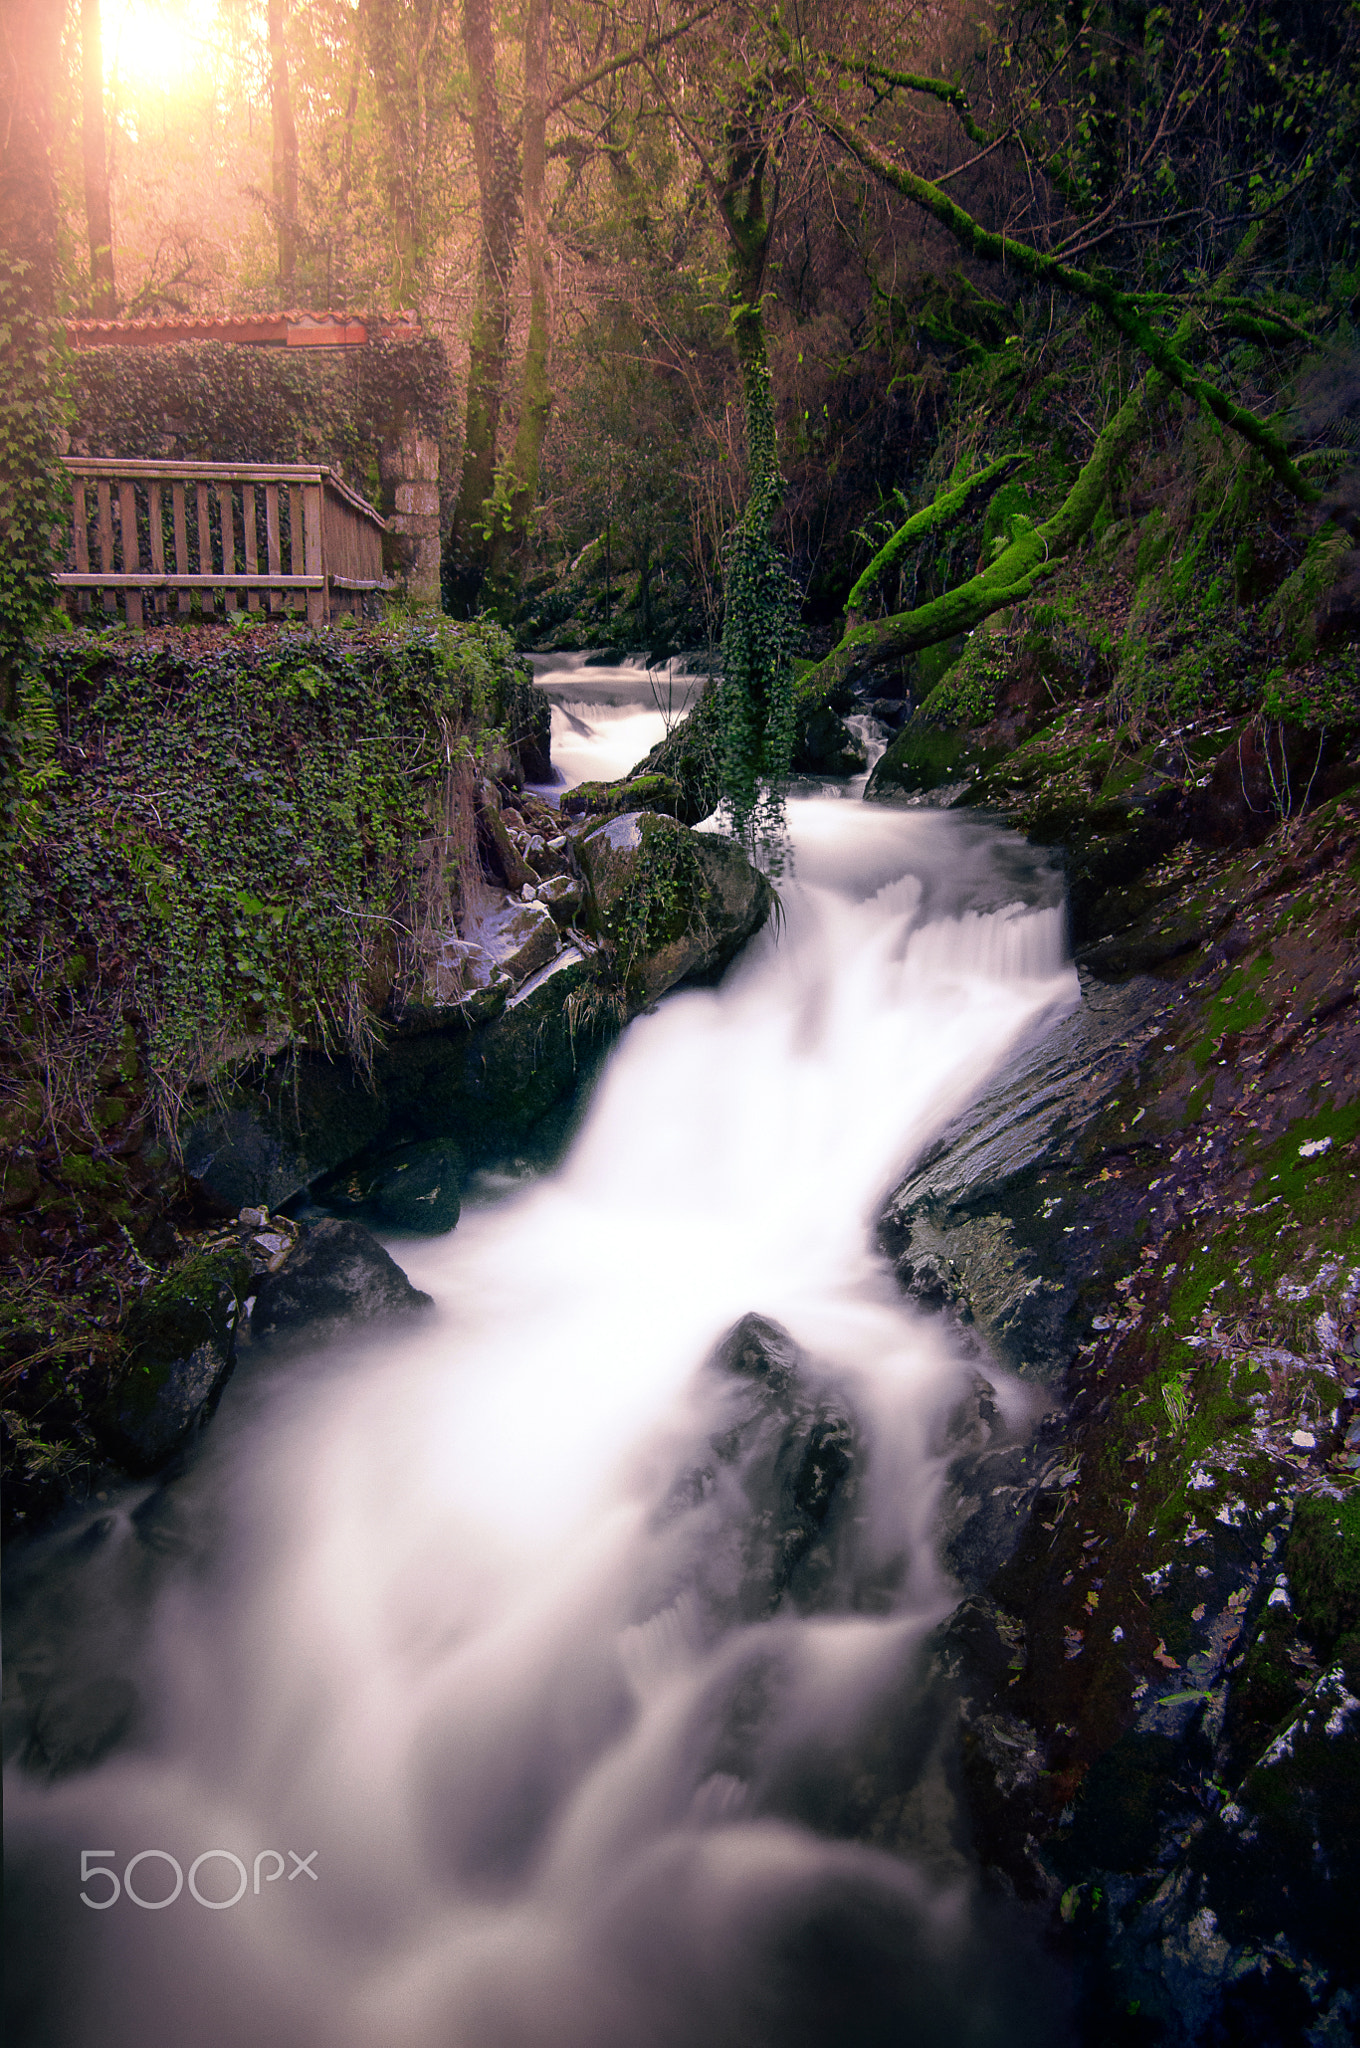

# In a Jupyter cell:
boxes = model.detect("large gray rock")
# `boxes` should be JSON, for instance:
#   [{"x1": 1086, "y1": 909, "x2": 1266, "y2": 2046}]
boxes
[
  {"x1": 424, "y1": 895, "x2": 561, "y2": 1008},
  {"x1": 248, "y1": 1218, "x2": 433, "y2": 1350},
  {"x1": 878, "y1": 969, "x2": 1171, "y2": 1382},
  {"x1": 661, "y1": 1312, "x2": 859, "y2": 1624}
]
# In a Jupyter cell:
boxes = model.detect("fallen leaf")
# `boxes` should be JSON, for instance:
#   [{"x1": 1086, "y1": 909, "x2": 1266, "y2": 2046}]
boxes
[{"x1": 1153, "y1": 1639, "x2": 1180, "y2": 1670}]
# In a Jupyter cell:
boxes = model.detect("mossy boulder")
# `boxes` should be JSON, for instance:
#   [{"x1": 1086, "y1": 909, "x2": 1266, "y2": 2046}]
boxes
[
  {"x1": 865, "y1": 720, "x2": 999, "y2": 799},
  {"x1": 560, "y1": 771, "x2": 688, "y2": 822},
  {"x1": 576, "y1": 811, "x2": 772, "y2": 1004},
  {"x1": 93, "y1": 1248, "x2": 251, "y2": 1475}
]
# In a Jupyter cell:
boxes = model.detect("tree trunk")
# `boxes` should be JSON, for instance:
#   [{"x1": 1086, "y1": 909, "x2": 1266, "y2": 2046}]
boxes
[
  {"x1": 486, "y1": 0, "x2": 553, "y2": 587},
  {"x1": 365, "y1": 0, "x2": 423, "y2": 298},
  {"x1": 0, "y1": 0, "x2": 67, "y2": 721},
  {"x1": 335, "y1": 0, "x2": 367, "y2": 309},
  {"x1": 446, "y1": 0, "x2": 521, "y2": 612},
  {"x1": 81, "y1": 0, "x2": 117, "y2": 315},
  {"x1": 267, "y1": 0, "x2": 299, "y2": 299}
]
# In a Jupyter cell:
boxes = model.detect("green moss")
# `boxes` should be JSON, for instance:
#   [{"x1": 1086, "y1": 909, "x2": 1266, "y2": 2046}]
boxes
[
  {"x1": 869, "y1": 721, "x2": 991, "y2": 794},
  {"x1": 1134, "y1": 508, "x2": 1176, "y2": 583},
  {"x1": 1288, "y1": 1493, "x2": 1360, "y2": 1654},
  {"x1": 1247, "y1": 1101, "x2": 1360, "y2": 1240},
  {"x1": 7, "y1": 617, "x2": 524, "y2": 1115},
  {"x1": 56, "y1": 1151, "x2": 129, "y2": 1199},
  {"x1": 606, "y1": 814, "x2": 712, "y2": 981},
  {"x1": 1190, "y1": 956, "x2": 1273, "y2": 1067},
  {"x1": 114, "y1": 1249, "x2": 245, "y2": 1391},
  {"x1": 1263, "y1": 647, "x2": 1360, "y2": 732},
  {"x1": 1264, "y1": 524, "x2": 1355, "y2": 664}
]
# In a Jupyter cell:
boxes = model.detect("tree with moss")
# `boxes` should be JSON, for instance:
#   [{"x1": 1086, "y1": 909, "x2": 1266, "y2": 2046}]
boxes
[
  {"x1": 642, "y1": 32, "x2": 802, "y2": 851},
  {"x1": 780, "y1": 0, "x2": 1359, "y2": 700}
]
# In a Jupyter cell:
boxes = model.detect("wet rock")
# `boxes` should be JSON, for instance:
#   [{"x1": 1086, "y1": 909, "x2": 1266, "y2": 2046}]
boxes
[
  {"x1": 660, "y1": 1313, "x2": 860, "y2": 1624},
  {"x1": 93, "y1": 1248, "x2": 250, "y2": 1476},
  {"x1": 28, "y1": 1675, "x2": 138, "y2": 1778},
  {"x1": 476, "y1": 780, "x2": 537, "y2": 890},
  {"x1": 711, "y1": 1311, "x2": 800, "y2": 1389},
  {"x1": 935, "y1": 1376, "x2": 1061, "y2": 1592},
  {"x1": 248, "y1": 1218, "x2": 433, "y2": 1350},
  {"x1": 878, "y1": 969, "x2": 1170, "y2": 1381},
  {"x1": 462, "y1": 895, "x2": 562, "y2": 988},
  {"x1": 536, "y1": 871, "x2": 584, "y2": 926},
  {"x1": 795, "y1": 705, "x2": 867, "y2": 776},
  {"x1": 315, "y1": 1138, "x2": 463, "y2": 1234},
  {"x1": 898, "y1": 1250, "x2": 965, "y2": 1309},
  {"x1": 504, "y1": 669, "x2": 553, "y2": 784}
]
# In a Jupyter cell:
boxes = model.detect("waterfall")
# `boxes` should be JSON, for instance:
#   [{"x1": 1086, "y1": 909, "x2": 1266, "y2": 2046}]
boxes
[{"x1": 4, "y1": 697, "x2": 1081, "y2": 2048}]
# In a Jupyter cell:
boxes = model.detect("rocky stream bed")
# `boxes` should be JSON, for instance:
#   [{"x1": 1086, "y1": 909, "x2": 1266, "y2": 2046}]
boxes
[{"x1": 5, "y1": 638, "x2": 1360, "y2": 2045}]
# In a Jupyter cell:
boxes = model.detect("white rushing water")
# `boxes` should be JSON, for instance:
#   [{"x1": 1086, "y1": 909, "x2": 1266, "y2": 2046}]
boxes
[
  {"x1": 526, "y1": 651, "x2": 706, "y2": 791},
  {"x1": 5, "y1": 694, "x2": 1081, "y2": 2048}
]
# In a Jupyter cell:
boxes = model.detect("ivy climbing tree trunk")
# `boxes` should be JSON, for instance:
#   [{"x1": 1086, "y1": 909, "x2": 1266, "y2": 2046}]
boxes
[
  {"x1": 486, "y1": 0, "x2": 553, "y2": 589},
  {"x1": 0, "y1": 0, "x2": 68, "y2": 726},
  {"x1": 647, "y1": 60, "x2": 799, "y2": 848},
  {"x1": 267, "y1": 0, "x2": 299, "y2": 298},
  {"x1": 719, "y1": 289, "x2": 797, "y2": 849},
  {"x1": 81, "y1": 0, "x2": 117, "y2": 316},
  {"x1": 446, "y1": 0, "x2": 520, "y2": 613}
]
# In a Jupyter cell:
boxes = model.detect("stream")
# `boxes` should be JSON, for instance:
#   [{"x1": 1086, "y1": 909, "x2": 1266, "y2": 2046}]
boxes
[{"x1": 6, "y1": 663, "x2": 1084, "y2": 2047}]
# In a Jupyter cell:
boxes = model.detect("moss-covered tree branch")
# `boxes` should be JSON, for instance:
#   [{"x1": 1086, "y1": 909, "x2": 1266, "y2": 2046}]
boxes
[
  {"x1": 799, "y1": 376, "x2": 1156, "y2": 701},
  {"x1": 839, "y1": 57, "x2": 990, "y2": 147},
  {"x1": 844, "y1": 453, "x2": 1030, "y2": 619},
  {"x1": 811, "y1": 99, "x2": 1320, "y2": 507}
]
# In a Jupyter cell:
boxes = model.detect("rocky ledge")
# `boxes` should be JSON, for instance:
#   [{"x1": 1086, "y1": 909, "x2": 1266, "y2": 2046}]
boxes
[
  {"x1": 875, "y1": 749, "x2": 1360, "y2": 2041},
  {"x1": 180, "y1": 782, "x2": 771, "y2": 1229}
]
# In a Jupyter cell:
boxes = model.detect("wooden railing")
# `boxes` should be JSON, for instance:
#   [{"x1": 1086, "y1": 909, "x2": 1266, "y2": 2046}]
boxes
[{"x1": 57, "y1": 459, "x2": 394, "y2": 627}]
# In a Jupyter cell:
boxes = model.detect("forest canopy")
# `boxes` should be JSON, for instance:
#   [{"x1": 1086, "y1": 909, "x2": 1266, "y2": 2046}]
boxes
[{"x1": 2, "y1": 0, "x2": 1358, "y2": 791}]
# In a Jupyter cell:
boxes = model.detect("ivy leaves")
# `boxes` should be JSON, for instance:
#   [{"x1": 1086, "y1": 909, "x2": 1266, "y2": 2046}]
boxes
[
  {"x1": 717, "y1": 349, "x2": 798, "y2": 863},
  {"x1": 11, "y1": 617, "x2": 524, "y2": 1126}
]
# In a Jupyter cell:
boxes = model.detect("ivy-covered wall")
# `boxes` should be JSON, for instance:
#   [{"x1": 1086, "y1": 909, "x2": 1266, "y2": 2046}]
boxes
[{"x1": 0, "y1": 616, "x2": 524, "y2": 1523}]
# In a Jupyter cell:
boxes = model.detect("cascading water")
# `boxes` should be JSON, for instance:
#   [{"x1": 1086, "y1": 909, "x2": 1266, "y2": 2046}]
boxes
[
  {"x1": 527, "y1": 651, "x2": 704, "y2": 788},
  {"x1": 5, "y1": 683, "x2": 1083, "y2": 2048}
]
